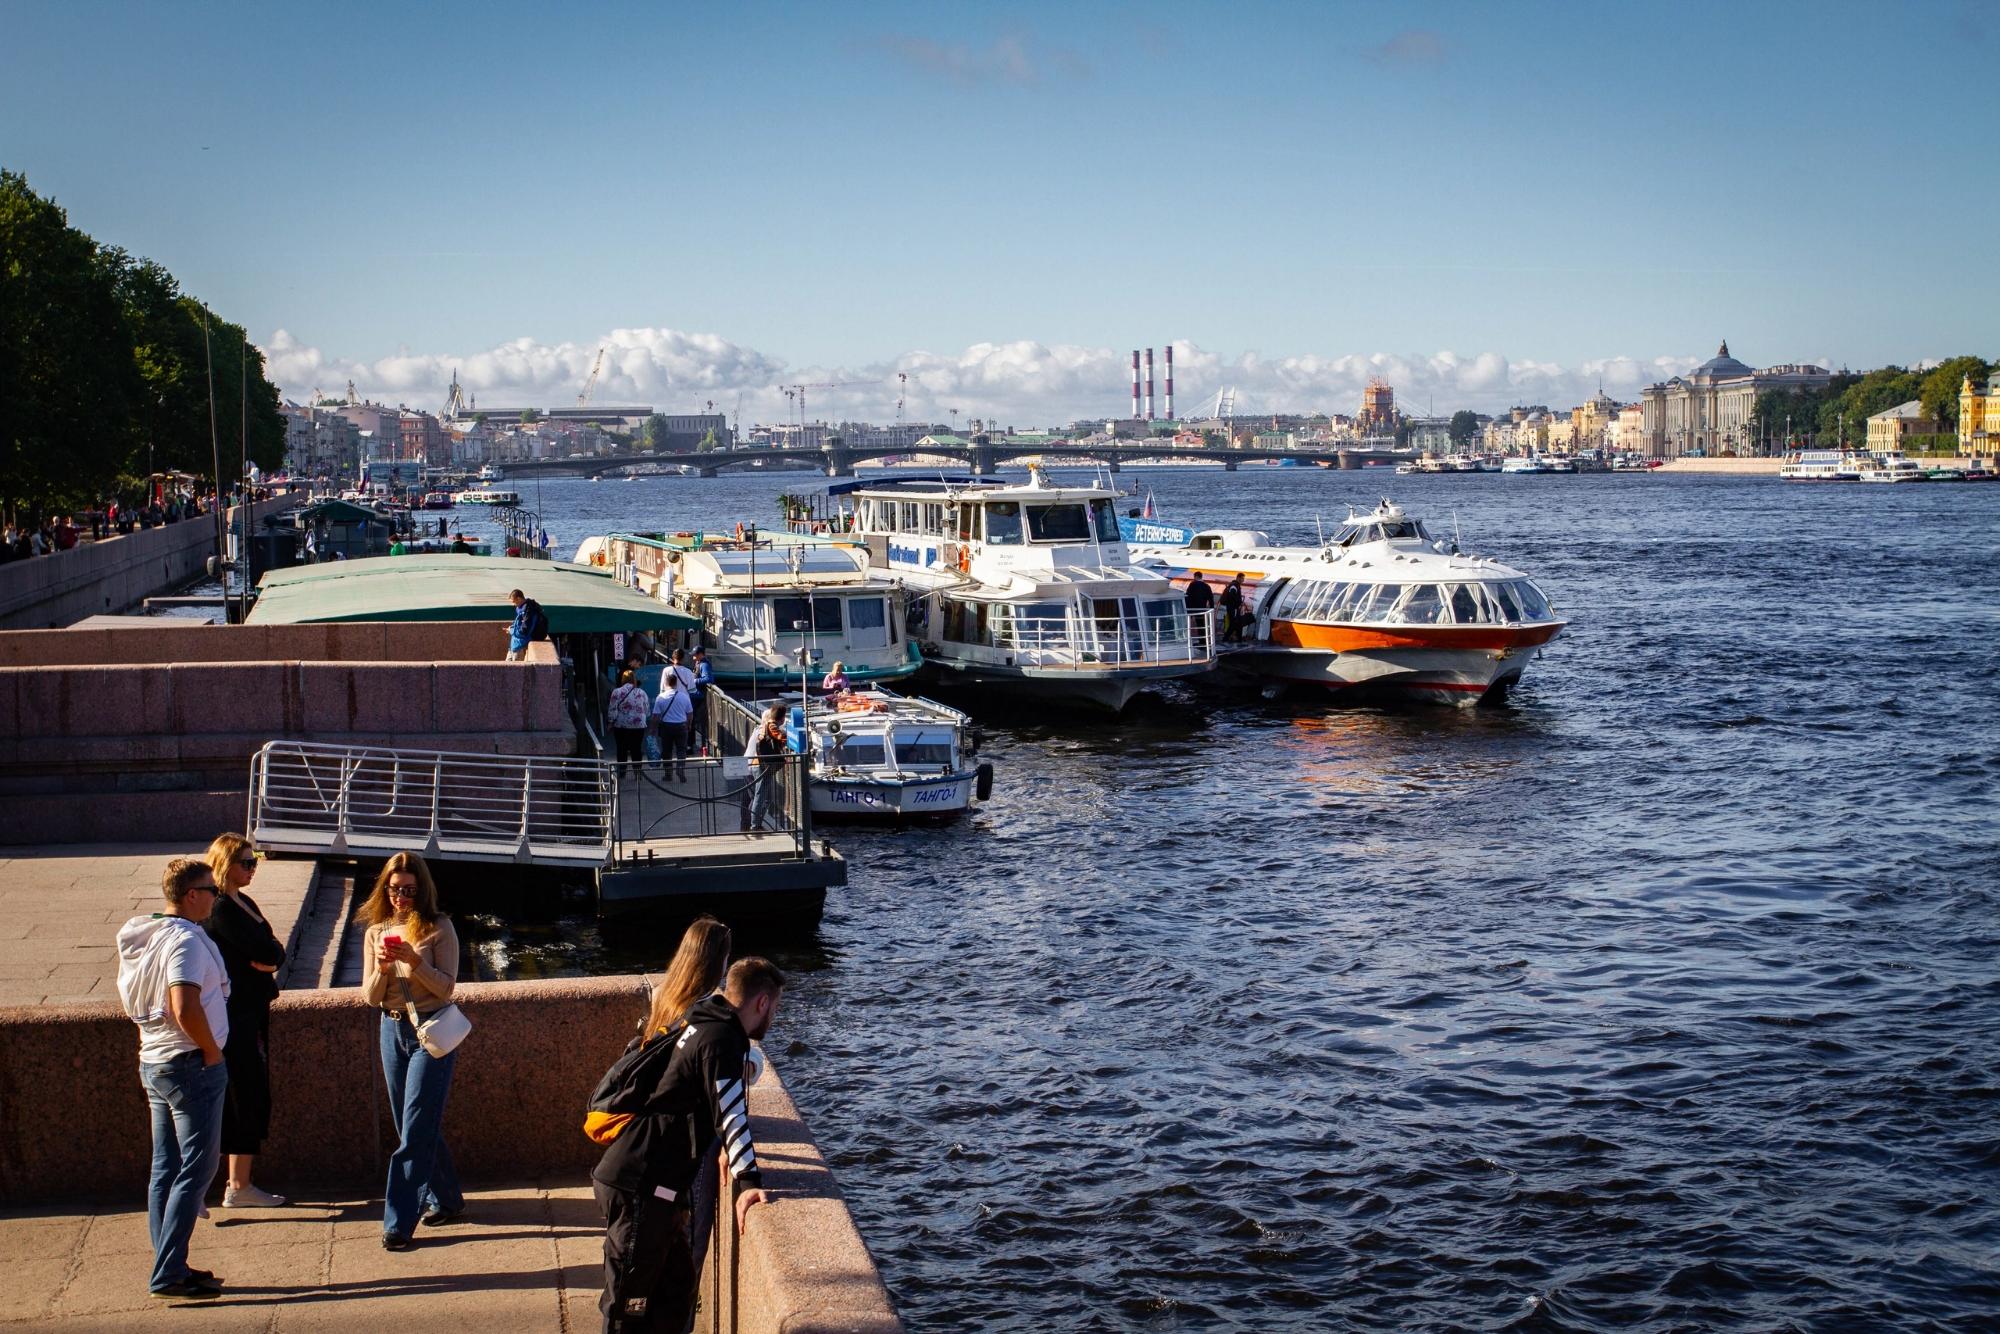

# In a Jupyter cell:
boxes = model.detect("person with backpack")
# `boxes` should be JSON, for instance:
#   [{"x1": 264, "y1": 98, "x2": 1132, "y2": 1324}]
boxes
[
  {"x1": 589, "y1": 956, "x2": 784, "y2": 1334},
  {"x1": 506, "y1": 588, "x2": 549, "y2": 662}
]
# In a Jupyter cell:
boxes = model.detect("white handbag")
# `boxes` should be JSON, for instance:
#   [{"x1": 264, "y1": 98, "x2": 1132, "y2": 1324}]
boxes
[{"x1": 398, "y1": 977, "x2": 472, "y2": 1058}]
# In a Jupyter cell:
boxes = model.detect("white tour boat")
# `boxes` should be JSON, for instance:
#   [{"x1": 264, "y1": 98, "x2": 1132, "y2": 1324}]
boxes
[
  {"x1": 1779, "y1": 449, "x2": 1865, "y2": 481},
  {"x1": 458, "y1": 488, "x2": 521, "y2": 505},
  {"x1": 797, "y1": 468, "x2": 1218, "y2": 711},
  {"x1": 1500, "y1": 454, "x2": 1553, "y2": 474},
  {"x1": 477, "y1": 465, "x2": 504, "y2": 483},
  {"x1": 717, "y1": 687, "x2": 993, "y2": 820},
  {"x1": 1137, "y1": 499, "x2": 1566, "y2": 707},
  {"x1": 1857, "y1": 451, "x2": 1926, "y2": 483},
  {"x1": 573, "y1": 531, "x2": 919, "y2": 691}
]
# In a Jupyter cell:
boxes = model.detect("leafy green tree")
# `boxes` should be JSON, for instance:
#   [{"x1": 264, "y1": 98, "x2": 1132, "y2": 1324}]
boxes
[
  {"x1": 1918, "y1": 355, "x2": 1990, "y2": 429},
  {"x1": 698, "y1": 427, "x2": 720, "y2": 452},
  {"x1": 1448, "y1": 410, "x2": 1480, "y2": 447},
  {"x1": 0, "y1": 170, "x2": 140, "y2": 517},
  {"x1": 520, "y1": 408, "x2": 541, "y2": 424}
]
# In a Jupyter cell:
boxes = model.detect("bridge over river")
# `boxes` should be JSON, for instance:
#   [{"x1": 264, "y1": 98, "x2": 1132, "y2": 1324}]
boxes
[{"x1": 494, "y1": 438, "x2": 1418, "y2": 480}]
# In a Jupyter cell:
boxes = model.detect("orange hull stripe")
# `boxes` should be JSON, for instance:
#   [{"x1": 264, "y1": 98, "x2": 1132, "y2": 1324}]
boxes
[{"x1": 1270, "y1": 621, "x2": 1562, "y2": 652}]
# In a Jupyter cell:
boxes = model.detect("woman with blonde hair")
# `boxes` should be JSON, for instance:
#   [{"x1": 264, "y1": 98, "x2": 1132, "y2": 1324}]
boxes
[
  {"x1": 202, "y1": 833, "x2": 287, "y2": 1209},
  {"x1": 645, "y1": 914, "x2": 732, "y2": 1037},
  {"x1": 820, "y1": 660, "x2": 851, "y2": 694},
  {"x1": 359, "y1": 852, "x2": 465, "y2": 1251}
]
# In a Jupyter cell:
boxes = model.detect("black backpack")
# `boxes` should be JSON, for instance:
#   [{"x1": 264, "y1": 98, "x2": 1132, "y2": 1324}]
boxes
[
  {"x1": 524, "y1": 597, "x2": 551, "y2": 641},
  {"x1": 583, "y1": 1025, "x2": 681, "y2": 1145}
]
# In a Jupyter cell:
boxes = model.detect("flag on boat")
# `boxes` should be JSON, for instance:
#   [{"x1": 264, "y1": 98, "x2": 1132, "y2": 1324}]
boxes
[{"x1": 1141, "y1": 493, "x2": 1157, "y2": 519}]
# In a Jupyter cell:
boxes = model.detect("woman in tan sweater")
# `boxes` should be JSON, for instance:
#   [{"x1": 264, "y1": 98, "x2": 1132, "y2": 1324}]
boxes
[{"x1": 360, "y1": 852, "x2": 465, "y2": 1251}]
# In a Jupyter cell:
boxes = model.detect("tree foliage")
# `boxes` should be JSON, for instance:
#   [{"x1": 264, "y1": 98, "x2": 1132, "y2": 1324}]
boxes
[
  {"x1": 1918, "y1": 355, "x2": 1990, "y2": 428},
  {"x1": 0, "y1": 170, "x2": 284, "y2": 517},
  {"x1": 1448, "y1": 410, "x2": 1480, "y2": 446}
]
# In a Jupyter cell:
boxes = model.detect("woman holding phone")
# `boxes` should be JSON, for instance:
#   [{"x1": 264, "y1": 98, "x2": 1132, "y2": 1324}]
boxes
[
  {"x1": 359, "y1": 852, "x2": 465, "y2": 1251},
  {"x1": 202, "y1": 833, "x2": 286, "y2": 1209}
]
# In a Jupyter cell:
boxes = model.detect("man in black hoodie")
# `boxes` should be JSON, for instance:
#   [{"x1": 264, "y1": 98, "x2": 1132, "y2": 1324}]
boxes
[{"x1": 591, "y1": 957, "x2": 784, "y2": 1333}]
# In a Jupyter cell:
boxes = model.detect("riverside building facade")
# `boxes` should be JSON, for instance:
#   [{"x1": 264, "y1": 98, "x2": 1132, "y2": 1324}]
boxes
[{"x1": 1639, "y1": 342, "x2": 1831, "y2": 458}]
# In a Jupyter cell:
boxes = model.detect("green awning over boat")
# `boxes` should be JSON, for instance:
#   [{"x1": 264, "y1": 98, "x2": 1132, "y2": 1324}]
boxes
[{"x1": 248, "y1": 555, "x2": 699, "y2": 632}]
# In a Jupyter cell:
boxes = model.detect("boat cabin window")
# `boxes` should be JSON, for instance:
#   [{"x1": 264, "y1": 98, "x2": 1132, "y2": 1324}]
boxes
[
  {"x1": 1449, "y1": 584, "x2": 1483, "y2": 624},
  {"x1": 1090, "y1": 498, "x2": 1120, "y2": 543},
  {"x1": 984, "y1": 502, "x2": 1023, "y2": 545},
  {"x1": 1026, "y1": 503, "x2": 1091, "y2": 543},
  {"x1": 771, "y1": 596, "x2": 843, "y2": 635},
  {"x1": 835, "y1": 739, "x2": 885, "y2": 767},
  {"x1": 847, "y1": 597, "x2": 887, "y2": 631},
  {"x1": 924, "y1": 503, "x2": 945, "y2": 534},
  {"x1": 1387, "y1": 584, "x2": 1447, "y2": 625},
  {"x1": 1512, "y1": 580, "x2": 1554, "y2": 621},
  {"x1": 956, "y1": 504, "x2": 974, "y2": 541},
  {"x1": 1333, "y1": 517, "x2": 1431, "y2": 547},
  {"x1": 893, "y1": 730, "x2": 955, "y2": 765},
  {"x1": 1142, "y1": 597, "x2": 1184, "y2": 642}
]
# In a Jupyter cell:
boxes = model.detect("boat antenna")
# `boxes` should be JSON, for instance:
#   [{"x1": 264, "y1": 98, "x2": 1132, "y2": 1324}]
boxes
[
  {"x1": 1452, "y1": 510, "x2": 1462, "y2": 555},
  {"x1": 1315, "y1": 514, "x2": 1325, "y2": 546}
]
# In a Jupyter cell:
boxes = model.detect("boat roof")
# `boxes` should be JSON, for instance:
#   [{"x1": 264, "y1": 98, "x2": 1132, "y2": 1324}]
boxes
[
  {"x1": 836, "y1": 472, "x2": 1118, "y2": 502},
  {"x1": 682, "y1": 544, "x2": 888, "y2": 590},
  {"x1": 248, "y1": 555, "x2": 699, "y2": 631}
]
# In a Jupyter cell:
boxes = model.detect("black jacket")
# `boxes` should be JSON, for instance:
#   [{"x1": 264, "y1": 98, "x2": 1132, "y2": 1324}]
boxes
[
  {"x1": 205, "y1": 891, "x2": 284, "y2": 1018},
  {"x1": 591, "y1": 994, "x2": 764, "y2": 1199}
]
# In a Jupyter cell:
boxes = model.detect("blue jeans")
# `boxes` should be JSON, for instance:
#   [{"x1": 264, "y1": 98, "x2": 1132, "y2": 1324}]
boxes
[
  {"x1": 141, "y1": 1051, "x2": 227, "y2": 1291},
  {"x1": 377, "y1": 1012, "x2": 463, "y2": 1239}
]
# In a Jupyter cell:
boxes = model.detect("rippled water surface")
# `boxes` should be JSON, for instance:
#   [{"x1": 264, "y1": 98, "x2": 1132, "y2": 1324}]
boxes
[{"x1": 466, "y1": 469, "x2": 2000, "y2": 1330}]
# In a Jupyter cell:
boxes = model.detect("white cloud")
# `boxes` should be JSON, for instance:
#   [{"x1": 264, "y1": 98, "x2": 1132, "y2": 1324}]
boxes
[{"x1": 259, "y1": 327, "x2": 1715, "y2": 426}]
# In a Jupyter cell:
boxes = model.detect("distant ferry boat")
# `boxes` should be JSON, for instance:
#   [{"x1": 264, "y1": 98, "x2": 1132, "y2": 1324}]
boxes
[
  {"x1": 1857, "y1": 451, "x2": 1926, "y2": 483},
  {"x1": 477, "y1": 465, "x2": 504, "y2": 483},
  {"x1": 458, "y1": 488, "x2": 521, "y2": 505},
  {"x1": 1779, "y1": 450, "x2": 1865, "y2": 481}
]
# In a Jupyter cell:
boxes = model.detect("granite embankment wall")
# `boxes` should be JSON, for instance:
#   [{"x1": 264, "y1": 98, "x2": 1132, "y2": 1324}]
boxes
[
  {"x1": 0, "y1": 496, "x2": 296, "y2": 630},
  {"x1": 0, "y1": 977, "x2": 900, "y2": 1331},
  {"x1": 1656, "y1": 458, "x2": 1784, "y2": 474},
  {"x1": 0, "y1": 626, "x2": 569, "y2": 843}
]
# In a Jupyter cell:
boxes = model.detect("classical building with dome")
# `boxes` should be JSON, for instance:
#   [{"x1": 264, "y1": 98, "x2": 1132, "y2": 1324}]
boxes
[{"x1": 1639, "y1": 342, "x2": 1831, "y2": 457}]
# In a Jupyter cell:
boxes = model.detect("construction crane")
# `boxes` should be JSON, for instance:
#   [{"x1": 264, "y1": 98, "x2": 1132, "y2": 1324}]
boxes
[
  {"x1": 896, "y1": 372, "x2": 907, "y2": 427},
  {"x1": 346, "y1": 379, "x2": 358, "y2": 405},
  {"x1": 576, "y1": 346, "x2": 606, "y2": 407},
  {"x1": 789, "y1": 380, "x2": 880, "y2": 428}
]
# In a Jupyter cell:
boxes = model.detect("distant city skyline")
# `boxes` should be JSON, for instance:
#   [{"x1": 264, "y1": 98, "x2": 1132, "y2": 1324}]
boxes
[{"x1": 5, "y1": 0, "x2": 1991, "y2": 421}]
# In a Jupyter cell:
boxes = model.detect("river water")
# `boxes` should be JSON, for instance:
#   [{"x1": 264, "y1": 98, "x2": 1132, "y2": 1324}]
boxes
[{"x1": 457, "y1": 467, "x2": 1998, "y2": 1330}]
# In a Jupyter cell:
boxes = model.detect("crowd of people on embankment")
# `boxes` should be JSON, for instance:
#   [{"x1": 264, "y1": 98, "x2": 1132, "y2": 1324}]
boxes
[
  {"x1": 1, "y1": 486, "x2": 279, "y2": 565},
  {"x1": 116, "y1": 841, "x2": 786, "y2": 1332}
]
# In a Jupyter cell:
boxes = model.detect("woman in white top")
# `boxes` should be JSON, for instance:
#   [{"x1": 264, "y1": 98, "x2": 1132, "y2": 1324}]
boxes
[{"x1": 607, "y1": 670, "x2": 651, "y2": 779}]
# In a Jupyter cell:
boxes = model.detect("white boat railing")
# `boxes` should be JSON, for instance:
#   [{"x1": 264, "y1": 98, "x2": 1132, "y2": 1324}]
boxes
[
  {"x1": 994, "y1": 608, "x2": 1215, "y2": 669},
  {"x1": 248, "y1": 740, "x2": 615, "y2": 865}
]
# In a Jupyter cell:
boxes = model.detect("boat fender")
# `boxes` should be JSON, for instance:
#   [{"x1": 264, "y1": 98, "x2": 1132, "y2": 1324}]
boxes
[
  {"x1": 592, "y1": 552, "x2": 605, "y2": 566},
  {"x1": 735, "y1": 522, "x2": 745, "y2": 540},
  {"x1": 974, "y1": 763, "x2": 994, "y2": 801}
]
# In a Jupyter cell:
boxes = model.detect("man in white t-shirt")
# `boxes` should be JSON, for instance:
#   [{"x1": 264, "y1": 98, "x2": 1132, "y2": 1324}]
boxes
[{"x1": 115, "y1": 857, "x2": 231, "y2": 1300}]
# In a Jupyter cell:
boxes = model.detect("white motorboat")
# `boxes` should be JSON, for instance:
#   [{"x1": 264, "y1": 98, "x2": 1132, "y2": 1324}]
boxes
[
  {"x1": 458, "y1": 488, "x2": 521, "y2": 505},
  {"x1": 1500, "y1": 454, "x2": 1552, "y2": 474},
  {"x1": 718, "y1": 687, "x2": 993, "y2": 820},
  {"x1": 573, "y1": 531, "x2": 919, "y2": 691},
  {"x1": 1135, "y1": 499, "x2": 1566, "y2": 707},
  {"x1": 1856, "y1": 451, "x2": 1926, "y2": 483},
  {"x1": 794, "y1": 467, "x2": 1217, "y2": 711}
]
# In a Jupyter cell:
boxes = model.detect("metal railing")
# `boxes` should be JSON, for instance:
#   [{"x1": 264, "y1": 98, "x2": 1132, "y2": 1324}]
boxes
[
  {"x1": 608, "y1": 752, "x2": 809, "y2": 861},
  {"x1": 992, "y1": 607, "x2": 1214, "y2": 669},
  {"x1": 249, "y1": 740, "x2": 615, "y2": 865}
]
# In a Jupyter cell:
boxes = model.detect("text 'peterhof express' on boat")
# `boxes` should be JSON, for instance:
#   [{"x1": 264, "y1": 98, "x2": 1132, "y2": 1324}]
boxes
[
  {"x1": 572, "y1": 531, "x2": 919, "y2": 691},
  {"x1": 798, "y1": 468, "x2": 1218, "y2": 711},
  {"x1": 1137, "y1": 500, "x2": 1566, "y2": 707}
]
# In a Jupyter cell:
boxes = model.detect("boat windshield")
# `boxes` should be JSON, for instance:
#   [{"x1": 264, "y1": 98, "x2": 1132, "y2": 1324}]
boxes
[
  {"x1": 984, "y1": 502, "x2": 1023, "y2": 545},
  {"x1": 1267, "y1": 577, "x2": 1557, "y2": 625},
  {"x1": 1089, "y1": 498, "x2": 1120, "y2": 543},
  {"x1": 1333, "y1": 517, "x2": 1430, "y2": 547},
  {"x1": 1026, "y1": 503, "x2": 1091, "y2": 543}
]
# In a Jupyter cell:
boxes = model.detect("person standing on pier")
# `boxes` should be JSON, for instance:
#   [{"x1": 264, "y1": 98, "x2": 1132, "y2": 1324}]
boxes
[
  {"x1": 506, "y1": 588, "x2": 548, "y2": 662},
  {"x1": 360, "y1": 853, "x2": 467, "y2": 1251},
  {"x1": 608, "y1": 670, "x2": 652, "y2": 779},
  {"x1": 592, "y1": 956, "x2": 784, "y2": 1334},
  {"x1": 651, "y1": 669, "x2": 695, "y2": 782},
  {"x1": 201, "y1": 835, "x2": 287, "y2": 1210},
  {"x1": 115, "y1": 857, "x2": 229, "y2": 1300},
  {"x1": 742, "y1": 705, "x2": 790, "y2": 832},
  {"x1": 688, "y1": 646, "x2": 714, "y2": 751}
]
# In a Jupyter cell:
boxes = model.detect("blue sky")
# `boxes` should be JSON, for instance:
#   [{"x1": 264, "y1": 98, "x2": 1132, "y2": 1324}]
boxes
[{"x1": 4, "y1": 0, "x2": 1993, "y2": 422}]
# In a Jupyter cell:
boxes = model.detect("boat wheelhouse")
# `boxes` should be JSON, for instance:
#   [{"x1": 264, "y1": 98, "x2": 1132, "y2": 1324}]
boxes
[
  {"x1": 1136, "y1": 500, "x2": 1565, "y2": 707},
  {"x1": 714, "y1": 686, "x2": 992, "y2": 820},
  {"x1": 804, "y1": 469, "x2": 1217, "y2": 711},
  {"x1": 572, "y1": 532, "x2": 918, "y2": 691}
]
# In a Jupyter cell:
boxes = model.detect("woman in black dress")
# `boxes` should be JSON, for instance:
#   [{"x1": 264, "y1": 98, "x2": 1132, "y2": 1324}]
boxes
[{"x1": 203, "y1": 833, "x2": 287, "y2": 1208}]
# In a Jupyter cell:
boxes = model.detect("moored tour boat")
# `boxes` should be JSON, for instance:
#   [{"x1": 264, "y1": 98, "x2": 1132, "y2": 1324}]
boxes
[
  {"x1": 716, "y1": 687, "x2": 993, "y2": 820},
  {"x1": 458, "y1": 488, "x2": 521, "y2": 505},
  {"x1": 1137, "y1": 500, "x2": 1565, "y2": 707}
]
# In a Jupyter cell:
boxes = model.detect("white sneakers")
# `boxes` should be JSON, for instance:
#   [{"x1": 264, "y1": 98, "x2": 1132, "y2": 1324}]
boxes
[{"x1": 220, "y1": 1184, "x2": 288, "y2": 1208}]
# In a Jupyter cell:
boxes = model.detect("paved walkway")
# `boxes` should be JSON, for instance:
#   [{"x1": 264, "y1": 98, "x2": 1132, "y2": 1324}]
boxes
[
  {"x1": 0, "y1": 845, "x2": 317, "y2": 1009},
  {"x1": 0, "y1": 1182, "x2": 602, "y2": 1330}
]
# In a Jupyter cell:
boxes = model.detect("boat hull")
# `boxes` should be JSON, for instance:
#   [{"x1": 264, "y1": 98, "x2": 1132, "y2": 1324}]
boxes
[
  {"x1": 812, "y1": 771, "x2": 976, "y2": 820},
  {"x1": 923, "y1": 658, "x2": 1205, "y2": 712},
  {"x1": 1221, "y1": 642, "x2": 1542, "y2": 707}
]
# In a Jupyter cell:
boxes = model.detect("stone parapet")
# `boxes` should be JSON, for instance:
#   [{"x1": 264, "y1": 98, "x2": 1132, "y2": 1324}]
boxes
[{"x1": 0, "y1": 496, "x2": 296, "y2": 630}]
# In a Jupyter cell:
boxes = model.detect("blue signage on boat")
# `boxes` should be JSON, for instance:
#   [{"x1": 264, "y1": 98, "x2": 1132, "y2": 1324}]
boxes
[
  {"x1": 888, "y1": 542, "x2": 938, "y2": 568},
  {"x1": 1118, "y1": 518, "x2": 1195, "y2": 545}
]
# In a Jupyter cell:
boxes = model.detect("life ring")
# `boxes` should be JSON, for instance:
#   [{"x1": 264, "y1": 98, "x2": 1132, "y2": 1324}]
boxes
[{"x1": 957, "y1": 547, "x2": 970, "y2": 574}]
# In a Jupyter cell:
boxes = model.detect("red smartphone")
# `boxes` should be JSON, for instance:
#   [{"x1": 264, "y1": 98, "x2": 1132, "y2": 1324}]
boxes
[{"x1": 383, "y1": 933, "x2": 402, "y2": 950}]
